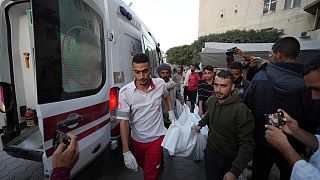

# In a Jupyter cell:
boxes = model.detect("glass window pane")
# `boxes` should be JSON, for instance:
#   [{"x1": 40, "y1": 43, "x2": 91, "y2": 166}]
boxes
[{"x1": 59, "y1": 0, "x2": 103, "y2": 93}]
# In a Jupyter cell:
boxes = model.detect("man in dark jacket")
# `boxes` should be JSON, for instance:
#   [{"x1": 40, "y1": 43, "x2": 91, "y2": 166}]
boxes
[
  {"x1": 195, "y1": 70, "x2": 255, "y2": 180},
  {"x1": 244, "y1": 37, "x2": 309, "y2": 180}
]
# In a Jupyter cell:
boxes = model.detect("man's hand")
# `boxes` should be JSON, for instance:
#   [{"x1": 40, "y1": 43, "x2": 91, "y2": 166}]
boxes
[
  {"x1": 265, "y1": 125, "x2": 290, "y2": 150},
  {"x1": 278, "y1": 109, "x2": 299, "y2": 135},
  {"x1": 191, "y1": 125, "x2": 201, "y2": 133},
  {"x1": 123, "y1": 151, "x2": 138, "y2": 171},
  {"x1": 223, "y1": 172, "x2": 236, "y2": 180},
  {"x1": 168, "y1": 110, "x2": 177, "y2": 122},
  {"x1": 52, "y1": 134, "x2": 79, "y2": 170}
]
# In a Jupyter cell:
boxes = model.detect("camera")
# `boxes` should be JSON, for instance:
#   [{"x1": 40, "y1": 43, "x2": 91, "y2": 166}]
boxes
[
  {"x1": 226, "y1": 47, "x2": 237, "y2": 56},
  {"x1": 265, "y1": 111, "x2": 285, "y2": 127},
  {"x1": 52, "y1": 130, "x2": 71, "y2": 149}
]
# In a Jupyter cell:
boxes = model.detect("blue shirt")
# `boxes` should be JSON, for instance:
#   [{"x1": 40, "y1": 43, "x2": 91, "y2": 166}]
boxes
[{"x1": 291, "y1": 135, "x2": 320, "y2": 180}]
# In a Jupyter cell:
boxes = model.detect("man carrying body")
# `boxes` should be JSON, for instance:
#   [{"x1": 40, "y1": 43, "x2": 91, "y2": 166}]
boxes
[
  {"x1": 197, "y1": 65, "x2": 215, "y2": 117},
  {"x1": 195, "y1": 70, "x2": 255, "y2": 180},
  {"x1": 157, "y1": 63, "x2": 183, "y2": 127},
  {"x1": 117, "y1": 54, "x2": 175, "y2": 180},
  {"x1": 265, "y1": 54, "x2": 320, "y2": 180}
]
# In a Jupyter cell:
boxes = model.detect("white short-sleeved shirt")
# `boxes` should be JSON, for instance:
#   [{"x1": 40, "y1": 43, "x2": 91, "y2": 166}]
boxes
[
  {"x1": 291, "y1": 135, "x2": 320, "y2": 180},
  {"x1": 117, "y1": 78, "x2": 169, "y2": 143}
]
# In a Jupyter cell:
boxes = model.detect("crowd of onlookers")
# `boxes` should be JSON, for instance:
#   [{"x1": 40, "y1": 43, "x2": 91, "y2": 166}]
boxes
[
  {"x1": 160, "y1": 36, "x2": 320, "y2": 180},
  {"x1": 50, "y1": 36, "x2": 320, "y2": 180}
]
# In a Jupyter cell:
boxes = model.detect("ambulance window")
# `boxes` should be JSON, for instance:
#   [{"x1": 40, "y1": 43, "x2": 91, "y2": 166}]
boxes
[
  {"x1": 143, "y1": 36, "x2": 158, "y2": 75},
  {"x1": 60, "y1": 1, "x2": 104, "y2": 93},
  {"x1": 33, "y1": 0, "x2": 105, "y2": 104}
]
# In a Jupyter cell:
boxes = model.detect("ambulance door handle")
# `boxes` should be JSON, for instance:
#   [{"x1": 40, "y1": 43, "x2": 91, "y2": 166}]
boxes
[{"x1": 58, "y1": 113, "x2": 83, "y2": 128}]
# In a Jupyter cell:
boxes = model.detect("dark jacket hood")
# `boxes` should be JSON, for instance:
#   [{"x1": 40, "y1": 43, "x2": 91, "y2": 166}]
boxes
[{"x1": 266, "y1": 62, "x2": 307, "y2": 95}]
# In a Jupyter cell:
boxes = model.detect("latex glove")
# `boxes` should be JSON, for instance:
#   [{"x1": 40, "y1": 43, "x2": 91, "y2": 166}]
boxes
[
  {"x1": 166, "y1": 80, "x2": 176, "y2": 90},
  {"x1": 123, "y1": 151, "x2": 138, "y2": 171},
  {"x1": 191, "y1": 125, "x2": 201, "y2": 133},
  {"x1": 168, "y1": 110, "x2": 177, "y2": 123}
]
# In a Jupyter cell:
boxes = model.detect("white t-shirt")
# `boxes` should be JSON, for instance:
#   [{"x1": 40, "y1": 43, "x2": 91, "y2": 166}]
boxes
[{"x1": 117, "y1": 78, "x2": 169, "y2": 143}]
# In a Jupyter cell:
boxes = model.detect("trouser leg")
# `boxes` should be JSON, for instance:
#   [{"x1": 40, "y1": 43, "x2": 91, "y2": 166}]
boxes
[
  {"x1": 251, "y1": 144, "x2": 275, "y2": 180},
  {"x1": 204, "y1": 148, "x2": 233, "y2": 180},
  {"x1": 144, "y1": 136, "x2": 164, "y2": 180}
]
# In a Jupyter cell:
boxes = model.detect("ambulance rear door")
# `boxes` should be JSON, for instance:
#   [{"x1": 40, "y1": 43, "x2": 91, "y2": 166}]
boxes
[{"x1": 31, "y1": 0, "x2": 111, "y2": 176}]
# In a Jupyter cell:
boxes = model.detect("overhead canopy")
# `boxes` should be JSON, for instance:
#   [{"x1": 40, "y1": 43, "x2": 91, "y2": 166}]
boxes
[
  {"x1": 304, "y1": 0, "x2": 320, "y2": 15},
  {"x1": 200, "y1": 41, "x2": 320, "y2": 67}
]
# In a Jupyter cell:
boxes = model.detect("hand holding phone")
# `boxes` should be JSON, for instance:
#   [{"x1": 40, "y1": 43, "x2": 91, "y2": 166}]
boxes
[{"x1": 53, "y1": 130, "x2": 71, "y2": 149}]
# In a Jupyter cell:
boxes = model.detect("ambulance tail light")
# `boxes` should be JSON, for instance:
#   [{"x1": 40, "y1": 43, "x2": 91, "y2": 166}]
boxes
[{"x1": 109, "y1": 87, "x2": 119, "y2": 112}]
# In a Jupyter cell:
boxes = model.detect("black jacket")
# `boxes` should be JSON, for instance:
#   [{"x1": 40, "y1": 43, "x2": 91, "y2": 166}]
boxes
[{"x1": 244, "y1": 62, "x2": 308, "y2": 152}]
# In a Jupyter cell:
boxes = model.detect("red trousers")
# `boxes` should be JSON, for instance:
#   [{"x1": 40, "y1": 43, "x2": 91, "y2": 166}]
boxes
[{"x1": 132, "y1": 136, "x2": 164, "y2": 180}]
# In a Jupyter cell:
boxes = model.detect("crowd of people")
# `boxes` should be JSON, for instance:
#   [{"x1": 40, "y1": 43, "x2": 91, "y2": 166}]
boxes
[{"x1": 49, "y1": 36, "x2": 320, "y2": 180}]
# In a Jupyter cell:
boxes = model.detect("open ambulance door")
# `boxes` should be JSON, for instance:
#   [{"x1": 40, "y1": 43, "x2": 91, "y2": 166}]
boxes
[{"x1": 30, "y1": 0, "x2": 111, "y2": 176}]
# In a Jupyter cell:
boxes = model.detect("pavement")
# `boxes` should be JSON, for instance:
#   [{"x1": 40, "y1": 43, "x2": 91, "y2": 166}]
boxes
[{"x1": 0, "y1": 137, "x2": 45, "y2": 180}]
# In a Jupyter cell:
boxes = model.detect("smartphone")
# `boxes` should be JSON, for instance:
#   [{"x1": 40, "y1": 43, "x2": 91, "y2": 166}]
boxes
[
  {"x1": 265, "y1": 111, "x2": 285, "y2": 127},
  {"x1": 52, "y1": 130, "x2": 71, "y2": 149}
]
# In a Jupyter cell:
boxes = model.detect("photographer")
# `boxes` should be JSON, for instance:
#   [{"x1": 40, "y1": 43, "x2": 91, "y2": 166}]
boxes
[
  {"x1": 264, "y1": 53, "x2": 320, "y2": 180},
  {"x1": 51, "y1": 134, "x2": 79, "y2": 180},
  {"x1": 265, "y1": 110, "x2": 319, "y2": 180}
]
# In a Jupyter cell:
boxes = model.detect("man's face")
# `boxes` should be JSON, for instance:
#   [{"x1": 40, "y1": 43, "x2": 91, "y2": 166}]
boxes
[
  {"x1": 304, "y1": 70, "x2": 320, "y2": 101},
  {"x1": 191, "y1": 66, "x2": 196, "y2": 72},
  {"x1": 132, "y1": 62, "x2": 151, "y2": 86},
  {"x1": 158, "y1": 70, "x2": 171, "y2": 82},
  {"x1": 203, "y1": 69, "x2": 214, "y2": 81},
  {"x1": 229, "y1": 68, "x2": 241, "y2": 82},
  {"x1": 214, "y1": 76, "x2": 235, "y2": 100},
  {"x1": 268, "y1": 49, "x2": 275, "y2": 61}
]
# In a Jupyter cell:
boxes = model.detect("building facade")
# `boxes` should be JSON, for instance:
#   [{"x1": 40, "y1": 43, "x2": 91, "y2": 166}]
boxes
[{"x1": 198, "y1": 0, "x2": 320, "y2": 41}]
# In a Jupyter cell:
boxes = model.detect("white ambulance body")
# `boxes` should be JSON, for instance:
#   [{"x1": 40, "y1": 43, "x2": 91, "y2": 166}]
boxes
[{"x1": 0, "y1": 0, "x2": 162, "y2": 177}]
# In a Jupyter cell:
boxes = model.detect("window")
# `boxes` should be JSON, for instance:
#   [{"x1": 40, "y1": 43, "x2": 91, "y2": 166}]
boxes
[
  {"x1": 32, "y1": 0, "x2": 105, "y2": 104},
  {"x1": 284, "y1": 0, "x2": 301, "y2": 9},
  {"x1": 263, "y1": 0, "x2": 277, "y2": 14},
  {"x1": 143, "y1": 36, "x2": 158, "y2": 76}
]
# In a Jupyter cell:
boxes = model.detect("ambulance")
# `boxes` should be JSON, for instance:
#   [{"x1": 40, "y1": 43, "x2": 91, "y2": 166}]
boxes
[{"x1": 0, "y1": 0, "x2": 162, "y2": 177}]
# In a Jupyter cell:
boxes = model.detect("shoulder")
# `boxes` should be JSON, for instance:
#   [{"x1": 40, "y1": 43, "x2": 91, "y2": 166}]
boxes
[
  {"x1": 252, "y1": 68, "x2": 268, "y2": 81},
  {"x1": 120, "y1": 81, "x2": 134, "y2": 93},
  {"x1": 152, "y1": 78, "x2": 165, "y2": 85}
]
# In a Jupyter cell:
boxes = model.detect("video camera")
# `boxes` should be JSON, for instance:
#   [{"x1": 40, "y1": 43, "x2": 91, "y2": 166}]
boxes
[
  {"x1": 226, "y1": 47, "x2": 237, "y2": 67},
  {"x1": 226, "y1": 47, "x2": 237, "y2": 56}
]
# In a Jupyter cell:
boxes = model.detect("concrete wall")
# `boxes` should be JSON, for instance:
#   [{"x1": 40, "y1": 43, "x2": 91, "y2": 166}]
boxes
[{"x1": 198, "y1": 0, "x2": 317, "y2": 41}]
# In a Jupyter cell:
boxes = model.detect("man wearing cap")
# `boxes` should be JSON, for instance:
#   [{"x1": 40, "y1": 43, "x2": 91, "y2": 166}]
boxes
[
  {"x1": 157, "y1": 63, "x2": 184, "y2": 128},
  {"x1": 117, "y1": 54, "x2": 176, "y2": 180}
]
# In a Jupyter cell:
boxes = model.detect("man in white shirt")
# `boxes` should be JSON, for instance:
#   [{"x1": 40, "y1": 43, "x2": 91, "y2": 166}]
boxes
[
  {"x1": 117, "y1": 54, "x2": 176, "y2": 180},
  {"x1": 183, "y1": 65, "x2": 191, "y2": 101},
  {"x1": 265, "y1": 54, "x2": 320, "y2": 180}
]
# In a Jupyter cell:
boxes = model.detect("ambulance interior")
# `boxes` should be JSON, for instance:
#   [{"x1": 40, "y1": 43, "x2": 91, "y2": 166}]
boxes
[{"x1": 2, "y1": 2, "x2": 43, "y2": 161}]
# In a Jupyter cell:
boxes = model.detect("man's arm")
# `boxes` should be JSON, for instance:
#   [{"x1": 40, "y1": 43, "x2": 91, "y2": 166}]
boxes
[
  {"x1": 279, "y1": 109, "x2": 319, "y2": 152},
  {"x1": 120, "y1": 120, "x2": 130, "y2": 152},
  {"x1": 164, "y1": 95, "x2": 173, "y2": 111},
  {"x1": 229, "y1": 108, "x2": 255, "y2": 177}
]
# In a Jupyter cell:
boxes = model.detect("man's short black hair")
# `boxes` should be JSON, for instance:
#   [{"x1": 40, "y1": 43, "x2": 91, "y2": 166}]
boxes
[
  {"x1": 203, "y1": 65, "x2": 214, "y2": 72},
  {"x1": 216, "y1": 70, "x2": 235, "y2": 84},
  {"x1": 132, "y1": 53, "x2": 150, "y2": 64},
  {"x1": 229, "y1": 62, "x2": 243, "y2": 71},
  {"x1": 272, "y1": 37, "x2": 300, "y2": 59},
  {"x1": 304, "y1": 54, "x2": 320, "y2": 74}
]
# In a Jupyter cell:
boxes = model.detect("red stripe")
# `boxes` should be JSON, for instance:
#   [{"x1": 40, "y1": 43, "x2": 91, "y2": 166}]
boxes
[
  {"x1": 45, "y1": 118, "x2": 110, "y2": 157},
  {"x1": 44, "y1": 101, "x2": 109, "y2": 141}
]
